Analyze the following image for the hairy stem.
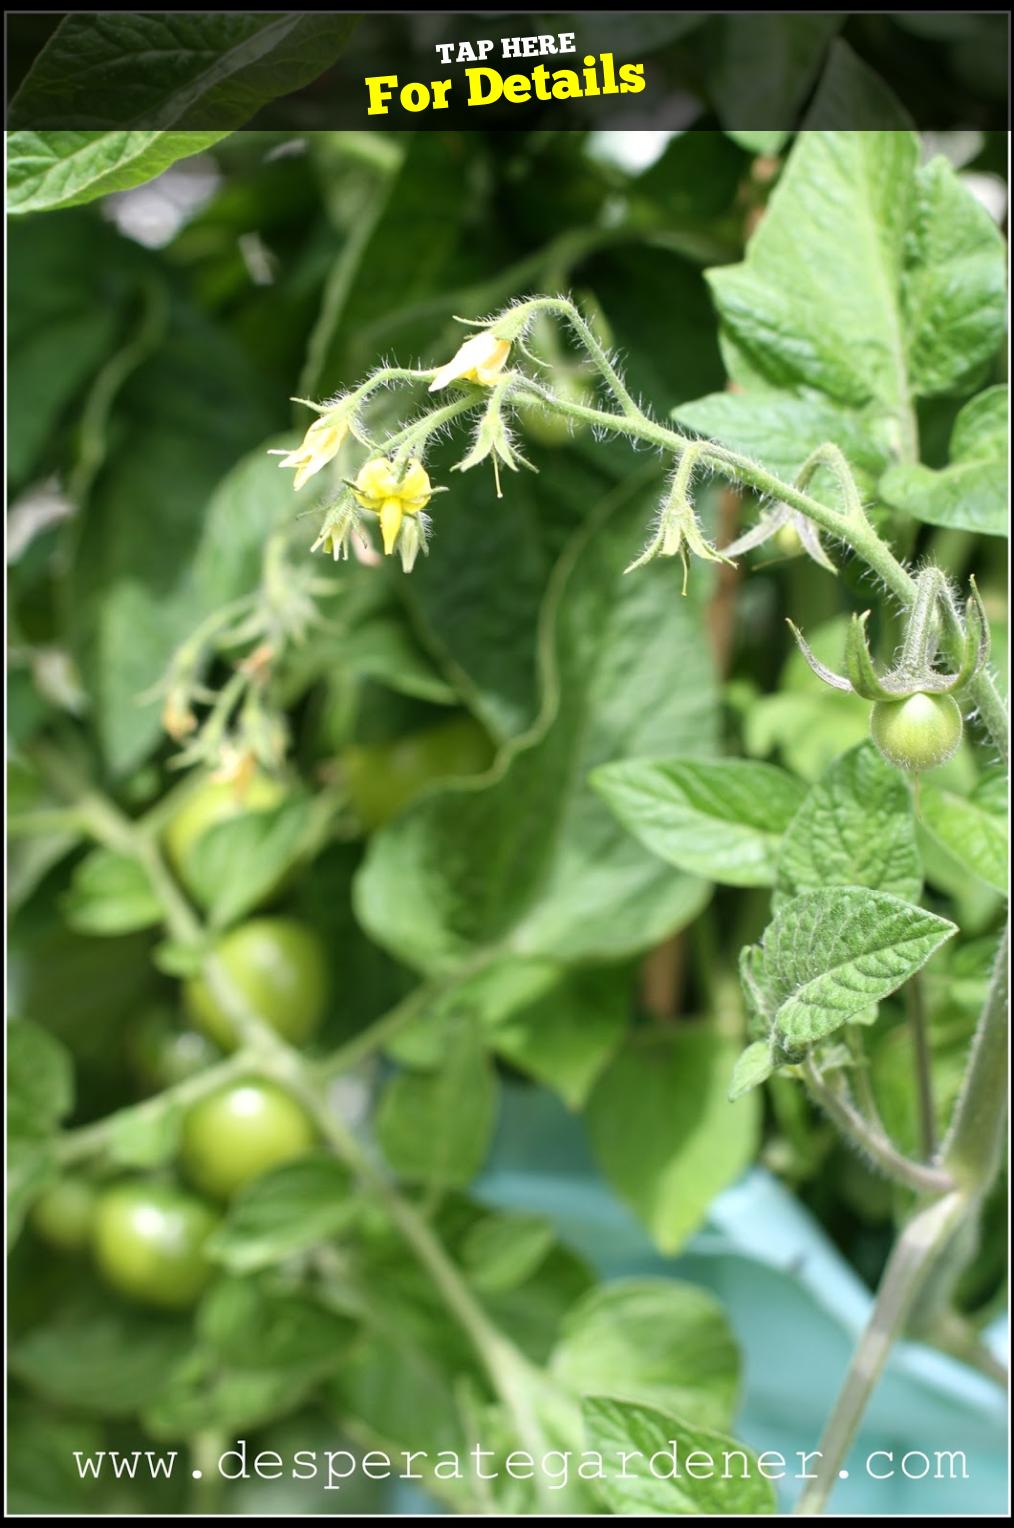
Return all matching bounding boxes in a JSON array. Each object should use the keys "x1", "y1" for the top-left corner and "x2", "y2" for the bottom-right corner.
[{"x1": 803, "y1": 1060, "x2": 952, "y2": 1195}]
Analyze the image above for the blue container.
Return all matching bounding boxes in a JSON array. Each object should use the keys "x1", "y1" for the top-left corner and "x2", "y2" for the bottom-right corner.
[{"x1": 452, "y1": 1084, "x2": 1008, "y2": 1516}]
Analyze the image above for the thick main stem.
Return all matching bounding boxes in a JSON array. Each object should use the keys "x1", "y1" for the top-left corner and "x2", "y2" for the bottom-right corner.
[
  {"x1": 795, "y1": 1190, "x2": 968, "y2": 1513},
  {"x1": 943, "y1": 924, "x2": 1009, "y2": 1188}
]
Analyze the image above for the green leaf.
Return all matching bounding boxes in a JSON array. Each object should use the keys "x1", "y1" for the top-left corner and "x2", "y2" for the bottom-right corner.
[
  {"x1": 488, "y1": 964, "x2": 632, "y2": 1109},
  {"x1": 105, "y1": 1105, "x2": 181, "y2": 1170},
  {"x1": 12, "y1": 13, "x2": 356, "y2": 129},
  {"x1": 199, "y1": 1277, "x2": 356, "y2": 1371},
  {"x1": 7, "y1": 1409, "x2": 106, "y2": 1515},
  {"x1": 461, "y1": 1213, "x2": 556, "y2": 1294},
  {"x1": 11, "y1": 1295, "x2": 189, "y2": 1416},
  {"x1": 145, "y1": 1350, "x2": 322, "y2": 1439},
  {"x1": 8, "y1": 1020, "x2": 74, "y2": 1139},
  {"x1": 674, "y1": 389, "x2": 891, "y2": 499},
  {"x1": 593, "y1": 758, "x2": 805, "y2": 887},
  {"x1": 62, "y1": 847, "x2": 162, "y2": 935},
  {"x1": 761, "y1": 888, "x2": 956, "y2": 1046},
  {"x1": 585, "y1": 1028, "x2": 759, "y2": 1253},
  {"x1": 8, "y1": 1137, "x2": 58, "y2": 1245},
  {"x1": 707, "y1": 131, "x2": 921, "y2": 408},
  {"x1": 707, "y1": 134, "x2": 1004, "y2": 411},
  {"x1": 188, "y1": 795, "x2": 313, "y2": 929},
  {"x1": 552, "y1": 1280, "x2": 740, "y2": 1430},
  {"x1": 919, "y1": 779, "x2": 1008, "y2": 893},
  {"x1": 776, "y1": 742, "x2": 922, "y2": 907},
  {"x1": 724, "y1": 130, "x2": 789, "y2": 157},
  {"x1": 376, "y1": 1026, "x2": 498, "y2": 1188},
  {"x1": 803, "y1": 39, "x2": 916, "y2": 131},
  {"x1": 7, "y1": 213, "x2": 136, "y2": 492},
  {"x1": 903, "y1": 157, "x2": 1008, "y2": 396},
  {"x1": 206, "y1": 1154, "x2": 358, "y2": 1273},
  {"x1": 7, "y1": 131, "x2": 229, "y2": 216},
  {"x1": 387, "y1": 959, "x2": 631, "y2": 1109},
  {"x1": 880, "y1": 386, "x2": 1009, "y2": 536},
  {"x1": 728, "y1": 1040, "x2": 774, "y2": 1100},
  {"x1": 355, "y1": 490, "x2": 717, "y2": 973},
  {"x1": 581, "y1": 1396, "x2": 777, "y2": 1515},
  {"x1": 708, "y1": 15, "x2": 842, "y2": 137},
  {"x1": 69, "y1": 315, "x2": 276, "y2": 774}
]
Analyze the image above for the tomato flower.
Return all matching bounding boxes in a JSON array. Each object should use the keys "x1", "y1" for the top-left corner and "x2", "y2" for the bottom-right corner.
[
  {"x1": 428, "y1": 331, "x2": 511, "y2": 392},
  {"x1": 353, "y1": 457, "x2": 433, "y2": 558},
  {"x1": 271, "y1": 413, "x2": 348, "y2": 490}
]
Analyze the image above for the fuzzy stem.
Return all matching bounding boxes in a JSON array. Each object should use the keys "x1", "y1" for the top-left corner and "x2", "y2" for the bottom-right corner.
[{"x1": 803, "y1": 1060, "x2": 953, "y2": 1195}]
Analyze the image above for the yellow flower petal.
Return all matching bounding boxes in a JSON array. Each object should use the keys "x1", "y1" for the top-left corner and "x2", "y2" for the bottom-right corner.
[
  {"x1": 379, "y1": 498, "x2": 403, "y2": 555},
  {"x1": 279, "y1": 414, "x2": 347, "y2": 490},
  {"x1": 429, "y1": 332, "x2": 510, "y2": 392}
]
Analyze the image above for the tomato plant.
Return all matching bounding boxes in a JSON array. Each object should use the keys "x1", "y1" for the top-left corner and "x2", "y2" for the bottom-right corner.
[{"x1": 6, "y1": 16, "x2": 1008, "y2": 1519}]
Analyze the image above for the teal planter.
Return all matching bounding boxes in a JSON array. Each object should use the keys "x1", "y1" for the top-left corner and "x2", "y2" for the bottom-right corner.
[{"x1": 464, "y1": 1085, "x2": 1007, "y2": 1516}]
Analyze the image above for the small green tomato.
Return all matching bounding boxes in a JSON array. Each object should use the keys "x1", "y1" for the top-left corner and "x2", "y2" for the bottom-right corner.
[
  {"x1": 341, "y1": 715, "x2": 493, "y2": 830},
  {"x1": 774, "y1": 521, "x2": 803, "y2": 558},
  {"x1": 163, "y1": 771, "x2": 286, "y2": 901},
  {"x1": 183, "y1": 917, "x2": 328, "y2": 1052},
  {"x1": 179, "y1": 1080, "x2": 317, "y2": 1201},
  {"x1": 91, "y1": 1182, "x2": 218, "y2": 1310},
  {"x1": 30, "y1": 1176, "x2": 97, "y2": 1254},
  {"x1": 870, "y1": 692, "x2": 963, "y2": 772}
]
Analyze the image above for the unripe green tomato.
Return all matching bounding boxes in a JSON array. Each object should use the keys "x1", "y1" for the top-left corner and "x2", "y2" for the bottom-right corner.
[
  {"x1": 342, "y1": 715, "x2": 493, "y2": 831},
  {"x1": 870, "y1": 692, "x2": 962, "y2": 772},
  {"x1": 183, "y1": 918, "x2": 328, "y2": 1052},
  {"x1": 129, "y1": 1007, "x2": 220, "y2": 1092},
  {"x1": 179, "y1": 1080, "x2": 317, "y2": 1201},
  {"x1": 774, "y1": 521, "x2": 803, "y2": 558},
  {"x1": 163, "y1": 771, "x2": 286, "y2": 900},
  {"x1": 30, "y1": 1176, "x2": 97, "y2": 1254},
  {"x1": 519, "y1": 372, "x2": 594, "y2": 448},
  {"x1": 91, "y1": 1182, "x2": 218, "y2": 1310}
]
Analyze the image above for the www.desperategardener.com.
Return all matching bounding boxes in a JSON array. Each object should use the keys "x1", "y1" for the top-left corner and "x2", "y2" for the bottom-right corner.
[{"x1": 72, "y1": 1440, "x2": 971, "y2": 1492}]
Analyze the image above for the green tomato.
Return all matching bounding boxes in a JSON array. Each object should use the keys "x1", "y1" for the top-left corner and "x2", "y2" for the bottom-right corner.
[
  {"x1": 774, "y1": 521, "x2": 804, "y2": 558},
  {"x1": 129, "y1": 1007, "x2": 220, "y2": 1091},
  {"x1": 184, "y1": 918, "x2": 328, "y2": 1052},
  {"x1": 179, "y1": 1080, "x2": 317, "y2": 1200},
  {"x1": 30, "y1": 1176, "x2": 97, "y2": 1254},
  {"x1": 342, "y1": 715, "x2": 493, "y2": 830},
  {"x1": 163, "y1": 770, "x2": 286, "y2": 900},
  {"x1": 91, "y1": 1182, "x2": 218, "y2": 1310},
  {"x1": 518, "y1": 371, "x2": 594, "y2": 448},
  {"x1": 870, "y1": 692, "x2": 963, "y2": 772}
]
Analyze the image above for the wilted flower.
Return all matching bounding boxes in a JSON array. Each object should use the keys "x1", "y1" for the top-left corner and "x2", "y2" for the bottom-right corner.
[
  {"x1": 429, "y1": 331, "x2": 511, "y2": 392},
  {"x1": 270, "y1": 413, "x2": 348, "y2": 490},
  {"x1": 626, "y1": 451, "x2": 731, "y2": 593},
  {"x1": 162, "y1": 689, "x2": 197, "y2": 743},
  {"x1": 455, "y1": 383, "x2": 532, "y2": 496},
  {"x1": 353, "y1": 458, "x2": 433, "y2": 557},
  {"x1": 312, "y1": 494, "x2": 369, "y2": 562}
]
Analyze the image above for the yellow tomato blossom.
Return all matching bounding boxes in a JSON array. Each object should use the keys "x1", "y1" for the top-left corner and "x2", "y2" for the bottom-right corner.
[
  {"x1": 353, "y1": 458, "x2": 432, "y2": 556},
  {"x1": 429, "y1": 331, "x2": 510, "y2": 392},
  {"x1": 272, "y1": 413, "x2": 348, "y2": 490}
]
